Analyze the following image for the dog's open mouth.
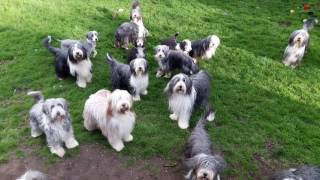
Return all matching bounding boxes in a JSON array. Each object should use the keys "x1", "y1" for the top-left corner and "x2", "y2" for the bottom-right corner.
[
  {"x1": 55, "y1": 115, "x2": 65, "y2": 121},
  {"x1": 120, "y1": 106, "x2": 129, "y2": 114}
]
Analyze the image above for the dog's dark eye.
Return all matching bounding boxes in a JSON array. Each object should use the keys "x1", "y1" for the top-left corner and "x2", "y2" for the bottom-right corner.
[
  {"x1": 182, "y1": 78, "x2": 186, "y2": 82},
  {"x1": 57, "y1": 103, "x2": 63, "y2": 107},
  {"x1": 51, "y1": 105, "x2": 54, "y2": 109}
]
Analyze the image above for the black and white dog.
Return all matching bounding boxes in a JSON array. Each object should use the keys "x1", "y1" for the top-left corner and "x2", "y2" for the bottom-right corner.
[
  {"x1": 106, "y1": 53, "x2": 149, "y2": 101},
  {"x1": 154, "y1": 45, "x2": 198, "y2": 78},
  {"x1": 189, "y1": 35, "x2": 220, "y2": 63},
  {"x1": 270, "y1": 166, "x2": 320, "y2": 180},
  {"x1": 58, "y1": 31, "x2": 99, "y2": 58},
  {"x1": 283, "y1": 18, "x2": 318, "y2": 68},
  {"x1": 160, "y1": 32, "x2": 192, "y2": 54},
  {"x1": 164, "y1": 71, "x2": 212, "y2": 129},
  {"x1": 115, "y1": 22, "x2": 144, "y2": 49},
  {"x1": 184, "y1": 109, "x2": 226, "y2": 180},
  {"x1": 127, "y1": 46, "x2": 145, "y2": 63},
  {"x1": 43, "y1": 36, "x2": 92, "y2": 88},
  {"x1": 28, "y1": 91, "x2": 79, "y2": 158}
]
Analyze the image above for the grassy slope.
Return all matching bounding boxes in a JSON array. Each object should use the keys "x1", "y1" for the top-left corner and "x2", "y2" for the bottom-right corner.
[{"x1": 0, "y1": 0, "x2": 320, "y2": 179}]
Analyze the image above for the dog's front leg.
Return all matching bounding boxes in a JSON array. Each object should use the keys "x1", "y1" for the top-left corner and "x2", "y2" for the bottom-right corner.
[
  {"x1": 65, "y1": 135, "x2": 79, "y2": 149},
  {"x1": 133, "y1": 93, "x2": 141, "y2": 101},
  {"x1": 46, "y1": 135, "x2": 65, "y2": 157},
  {"x1": 177, "y1": 112, "x2": 191, "y2": 129},
  {"x1": 123, "y1": 134, "x2": 133, "y2": 142},
  {"x1": 76, "y1": 75, "x2": 87, "y2": 88},
  {"x1": 92, "y1": 49, "x2": 97, "y2": 58},
  {"x1": 106, "y1": 132, "x2": 124, "y2": 152}
]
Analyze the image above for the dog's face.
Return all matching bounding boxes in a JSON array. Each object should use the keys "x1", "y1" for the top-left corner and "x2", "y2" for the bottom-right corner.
[
  {"x1": 110, "y1": 90, "x2": 133, "y2": 115},
  {"x1": 195, "y1": 168, "x2": 215, "y2": 180},
  {"x1": 42, "y1": 98, "x2": 68, "y2": 122},
  {"x1": 154, "y1": 45, "x2": 169, "y2": 61},
  {"x1": 68, "y1": 43, "x2": 87, "y2": 62},
  {"x1": 136, "y1": 37, "x2": 144, "y2": 47},
  {"x1": 165, "y1": 73, "x2": 192, "y2": 95},
  {"x1": 293, "y1": 34, "x2": 305, "y2": 48},
  {"x1": 131, "y1": 9, "x2": 142, "y2": 23},
  {"x1": 130, "y1": 58, "x2": 148, "y2": 76},
  {"x1": 209, "y1": 35, "x2": 220, "y2": 49},
  {"x1": 179, "y1": 39, "x2": 192, "y2": 53},
  {"x1": 87, "y1": 31, "x2": 98, "y2": 42}
]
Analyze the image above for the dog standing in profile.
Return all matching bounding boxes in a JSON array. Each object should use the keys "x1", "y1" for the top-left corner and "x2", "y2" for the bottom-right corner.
[
  {"x1": 270, "y1": 166, "x2": 320, "y2": 180},
  {"x1": 83, "y1": 89, "x2": 135, "y2": 152},
  {"x1": 58, "y1": 31, "x2": 99, "y2": 58},
  {"x1": 28, "y1": 91, "x2": 79, "y2": 157},
  {"x1": 106, "y1": 53, "x2": 149, "y2": 101},
  {"x1": 283, "y1": 18, "x2": 318, "y2": 68},
  {"x1": 189, "y1": 35, "x2": 220, "y2": 64},
  {"x1": 164, "y1": 71, "x2": 211, "y2": 129},
  {"x1": 184, "y1": 109, "x2": 226, "y2": 180},
  {"x1": 154, "y1": 45, "x2": 198, "y2": 78},
  {"x1": 43, "y1": 36, "x2": 92, "y2": 88}
]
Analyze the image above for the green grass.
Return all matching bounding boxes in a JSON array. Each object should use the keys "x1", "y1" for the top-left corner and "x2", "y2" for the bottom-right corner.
[{"x1": 1, "y1": 0, "x2": 320, "y2": 179}]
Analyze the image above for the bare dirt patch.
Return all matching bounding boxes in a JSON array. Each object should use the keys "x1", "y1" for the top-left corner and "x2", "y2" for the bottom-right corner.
[{"x1": 0, "y1": 144, "x2": 183, "y2": 180}]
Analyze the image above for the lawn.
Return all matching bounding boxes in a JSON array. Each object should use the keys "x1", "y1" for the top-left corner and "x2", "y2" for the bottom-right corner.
[{"x1": 0, "y1": 0, "x2": 320, "y2": 179}]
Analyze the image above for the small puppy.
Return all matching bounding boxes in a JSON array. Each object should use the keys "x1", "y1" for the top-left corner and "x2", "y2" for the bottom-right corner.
[
  {"x1": 59, "y1": 31, "x2": 99, "y2": 58},
  {"x1": 160, "y1": 32, "x2": 180, "y2": 50},
  {"x1": 127, "y1": 46, "x2": 145, "y2": 63},
  {"x1": 189, "y1": 35, "x2": 220, "y2": 63},
  {"x1": 184, "y1": 109, "x2": 226, "y2": 180},
  {"x1": 83, "y1": 89, "x2": 135, "y2": 152},
  {"x1": 154, "y1": 45, "x2": 198, "y2": 78},
  {"x1": 270, "y1": 166, "x2": 320, "y2": 180},
  {"x1": 43, "y1": 36, "x2": 92, "y2": 88},
  {"x1": 106, "y1": 53, "x2": 149, "y2": 101},
  {"x1": 17, "y1": 170, "x2": 47, "y2": 180},
  {"x1": 164, "y1": 71, "x2": 211, "y2": 129},
  {"x1": 283, "y1": 18, "x2": 318, "y2": 68},
  {"x1": 28, "y1": 91, "x2": 79, "y2": 158},
  {"x1": 115, "y1": 22, "x2": 144, "y2": 49}
]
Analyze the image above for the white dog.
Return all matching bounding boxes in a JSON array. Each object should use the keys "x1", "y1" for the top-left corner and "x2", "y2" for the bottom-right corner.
[{"x1": 83, "y1": 89, "x2": 136, "y2": 152}]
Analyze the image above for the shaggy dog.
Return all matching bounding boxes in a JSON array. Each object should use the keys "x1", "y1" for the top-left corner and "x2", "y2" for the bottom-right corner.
[
  {"x1": 28, "y1": 91, "x2": 79, "y2": 157},
  {"x1": 270, "y1": 166, "x2": 320, "y2": 180},
  {"x1": 106, "y1": 53, "x2": 149, "y2": 101},
  {"x1": 176, "y1": 39, "x2": 193, "y2": 55},
  {"x1": 160, "y1": 32, "x2": 192, "y2": 54},
  {"x1": 189, "y1": 35, "x2": 220, "y2": 63},
  {"x1": 283, "y1": 18, "x2": 318, "y2": 68},
  {"x1": 17, "y1": 170, "x2": 47, "y2": 180},
  {"x1": 59, "y1": 31, "x2": 99, "y2": 58},
  {"x1": 83, "y1": 89, "x2": 135, "y2": 152},
  {"x1": 154, "y1": 45, "x2": 198, "y2": 78},
  {"x1": 164, "y1": 71, "x2": 211, "y2": 129},
  {"x1": 184, "y1": 109, "x2": 226, "y2": 180},
  {"x1": 130, "y1": 0, "x2": 142, "y2": 23},
  {"x1": 127, "y1": 46, "x2": 145, "y2": 63},
  {"x1": 43, "y1": 36, "x2": 92, "y2": 88},
  {"x1": 115, "y1": 22, "x2": 144, "y2": 49}
]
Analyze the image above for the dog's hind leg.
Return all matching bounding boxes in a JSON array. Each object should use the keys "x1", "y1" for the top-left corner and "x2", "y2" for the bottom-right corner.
[{"x1": 30, "y1": 118, "x2": 43, "y2": 138}]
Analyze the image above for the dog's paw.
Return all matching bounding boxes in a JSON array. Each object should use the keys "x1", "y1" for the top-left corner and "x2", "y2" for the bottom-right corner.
[
  {"x1": 156, "y1": 70, "x2": 164, "y2": 78},
  {"x1": 142, "y1": 90, "x2": 148, "y2": 95},
  {"x1": 65, "y1": 138, "x2": 79, "y2": 149},
  {"x1": 169, "y1": 114, "x2": 178, "y2": 121},
  {"x1": 124, "y1": 134, "x2": 133, "y2": 142},
  {"x1": 178, "y1": 120, "x2": 189, "y2": 129},
  {"x1": 112, "y1": 142, "x2": 125, "y2": 152},
  {"x1": 76, "y1": 81, "x2": 87, "y2": 88},
  {"x1": 133, "y1": 95, "x2": 141, "y2": 101},
  {"x1": 31, "y1": 130, "x2": 43, "y2": 138},
  {"x1": 50, "y1": 147, "x2": 65, "y2": 158}
]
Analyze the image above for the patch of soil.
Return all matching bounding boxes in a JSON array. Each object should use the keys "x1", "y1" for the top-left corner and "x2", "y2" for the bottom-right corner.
[{"x1": 0, "y1": 144, "x2": 183, "y2": 180}]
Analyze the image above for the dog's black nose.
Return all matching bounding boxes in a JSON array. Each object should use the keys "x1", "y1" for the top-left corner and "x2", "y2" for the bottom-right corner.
[
  {"x1": 76, "y1": 52, "x2": 80, "y2": 55},
  {"x1": 57, "y1": 112, "x2": 61, "y2": 116},
  {"x1": 178, "y1": 85, "x2": 182, "y2": 89},
  {"x1": 138, "y1": 67, "x2": 142, "y2": 71},
  {"x1": 203, "y1": 173, "x2": 207, "y2": 177}
]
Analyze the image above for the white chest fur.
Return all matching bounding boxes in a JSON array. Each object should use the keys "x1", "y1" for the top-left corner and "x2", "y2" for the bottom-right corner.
[
  {"x1": 109, "y1": 113, "x2": 135, "y2": 138},
  {"x1": 130, "y1": 74, "x2": 149, "y2": 94},
  {"x1": 68, "y1": 58, "x2": 92, "y2": 77},
  {"x1": 169, "y1": 87, "x2": 196, "y2": 116},
  {"x1": 285, "y1": 45, "x2": 305, "y2": 63}
]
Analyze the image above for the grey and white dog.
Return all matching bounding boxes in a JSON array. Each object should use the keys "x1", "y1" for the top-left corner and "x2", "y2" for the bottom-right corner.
[
  {"x1": 127, "y1": 46, "x2": 145, "y2": 63},
  {"x1": 106, "y1": 53, "x2": 149, "y2": 101},
  {"x1": 115, "y1": 22, "x2": 144, "y2": 49},
  {"x1": 28, "y1": 91, "x2": 79, "y2": 157},
  {"x1": 270, "y1": 166, "x2": 320, "y2": 180},
  {"x1": 189, "y1": 35, "x2": 220, "y2": 64},
  {"x1": 184, "y1": 109, "x2": 226, "y2": 180},
  {"x1": 130, "y1": 0, "x2": 141, "y2": 23},
  {"x1": 154, "y1": 45, "x2": 198, "y2": 78},
  {"x1": 58, "y1": 31, "x2": 98, "y2": 58},
  {"x1": 164, "y1": 71, "x2": 212, "y2": 129},
  {"x1": 17, "y1": 170, "x2": 47, "y2": 180},
  {"x1": 283, "y1": 18, "x2": 318, "y2": 68}
]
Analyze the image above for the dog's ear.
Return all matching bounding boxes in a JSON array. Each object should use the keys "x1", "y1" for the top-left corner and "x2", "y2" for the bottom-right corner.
[
  {"x1": 184, "y1": 75, "x2": 192, "y2": 95},
  {"x1": 129, "y1": 60, "x2": 136, "y2": 74},
  {"x1": 81, "y1": 45, "x2": 88, "y2": 59},
  {"x1": 68, "y1": 47, "x2": 76, "y2": 62},
  {"x1": 106, "y1": 100, "x2": 113, "y2": 118},
  {"x1": 213, "y1": 155, "x2": 227, "y2": 173},
  {"x1": 42, "y1": 102, "x2": 50, "y2": 116},
  {"x1": 57, "y1": 98, "x2": 69, "y2": 111}
]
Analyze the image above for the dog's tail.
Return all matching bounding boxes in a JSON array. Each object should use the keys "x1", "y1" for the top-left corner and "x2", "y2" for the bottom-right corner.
[
  {"x1": 27, "y1": 91, "x2": 44, "y2": 103},
  {"x1": 195, "y1": 107, "x2": 215, "y2": 129},
  {"x1": 132, "y1": 0, "x2": 140, "y2": 9},
  {"x1": 17, "y1": 170, "x2": 47, "y2": 180},
  {"x1": 43, "y1": 36, "x2": 60, "y2": 55},
  {"x1": 106, "y1": 53, "x2": 118, "y2": 68},
  {"x1": 50, "y1": 35, "x2": 62, "y2": 42},
  {"x1": 303, "y1": 18, "x2": 318, "y2": 31}
]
